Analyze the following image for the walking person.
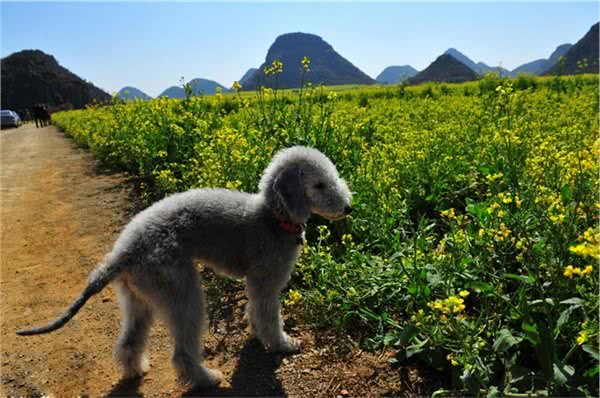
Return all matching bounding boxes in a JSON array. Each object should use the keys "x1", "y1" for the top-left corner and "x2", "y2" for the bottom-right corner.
[{"x1": 30, "y1": 105, "x2": 42, "y2": 128}]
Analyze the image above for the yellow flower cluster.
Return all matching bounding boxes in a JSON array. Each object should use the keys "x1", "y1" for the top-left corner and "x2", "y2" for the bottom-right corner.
[
  {"x1": 570, "y1": 227, "x2": 600, "y2": 260},
  {"x1": 264, "y1": 60, "x2": 283, "y2": 75},
  {"x1": 576, "y1": 330, "x2": 588, "y2": 345},
  {"x1": 428, "y1": 293, "x2": 468, "y2": 315},
  {"x1": 446, "y1": 353, "x2": 459, "y2": 366},
  {"x1": 440, "y1": 208, "x2": 456, "y2": 219},
  {"x1": 284, "y1": 289, "x2": 303, "y2": 306},
  {"x1": 563, "y1": 264, "x2": 593, "y2": 278},
  {"x1": 341, "y1": 233, "x2": 354, "y2": 246},
  {"x1": 301, "y1": 56, "x2": 311, "y2": 71}
]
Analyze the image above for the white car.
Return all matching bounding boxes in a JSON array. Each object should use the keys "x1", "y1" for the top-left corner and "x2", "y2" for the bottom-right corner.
[{"x1": 0, "y1": 110, "x2": 22, "y2": 128}]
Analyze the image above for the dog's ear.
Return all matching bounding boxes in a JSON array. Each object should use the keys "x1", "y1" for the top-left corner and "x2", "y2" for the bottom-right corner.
[{"x1": 273, "y1": 165, "x2": 310, "y2": 222}]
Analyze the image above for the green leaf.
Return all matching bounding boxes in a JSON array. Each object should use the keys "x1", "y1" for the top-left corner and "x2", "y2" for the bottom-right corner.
[
  {"x1": 465, "y1": 281, "x2": 493, "y2": 293},
  {"x1": 532, "y1": 240, "x2": 546, "y2": 253},
  {"x1": 383, "y1": 333, "x2": 396, "y2": 346},
  {"x1": 522, "y1": 322, "x2": 540, "y2": 345},
  {"x1": 422, "y1": 285, "x2": 431, "y2": 298},
  {"x1": 584, "y1": 365, "x2": 599, "y2": 378},
  {"x1": 553, "y1": 362, "x2": 574, "y2": 385},
  {"x1": 493, "y1": 329, "x2": 523, "y2": 352},
  {"x1": 555, "y1": 306, "x2": 577, "y2": 334},
  {"x1": 560, "y1": 185, "x2": 572, "y2": 203},
  {"x1": 405, "y1": 338, "x2": 428, "y2": 359},
  {"x1": 559, "y1": 297, "x2": 584, "y2": 306},
  {"x1": 485, "y1": 386, "x2": 501, "y2": 398},
  {"x1": 582, "y1": 344, "x2": 600, "y2": 361},
  {"x1": 407, "y1": 281, "x2": 418, "y2": 295},
  {"x1": 396, "y1": 324, "x2": 419, "y2": 346},
  {"x1": 528, "y1": 298, "x2": 555, "y2": 312},
  {"x1": 460, "y1": 257, "x2": 474, "y2": 267},
  {"x1": 504, "y1": 273, "x2": 533, "y2": 284}
]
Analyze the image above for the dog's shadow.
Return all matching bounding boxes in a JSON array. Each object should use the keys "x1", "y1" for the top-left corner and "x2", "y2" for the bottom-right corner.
[
  {"x1": 183, "y1": 338, "x2": 287, "y2": 397},
  {"x1": 104, "y1": 375, "x2": 144, "y2": 397}
]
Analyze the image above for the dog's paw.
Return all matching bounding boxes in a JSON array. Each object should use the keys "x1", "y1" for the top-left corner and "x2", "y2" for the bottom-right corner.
[
  {"x1": 194, "y1": 367, "x2": 223, "y2": 388},
  {"x1": 270, "y1": 334, "x2": 302, "y2": 354}
]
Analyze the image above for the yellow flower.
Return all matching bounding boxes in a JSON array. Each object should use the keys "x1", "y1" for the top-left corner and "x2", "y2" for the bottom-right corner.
[
  {"x1": 576, "y1": 330, "x2": 588, "y2": 345},
  {"x1": 341, "y1": 234, "x2": 354, "y2": 246},
  {"x1": 516, "y1": 240, "x2": 524, "y2": 249},
  {"x1": 570, "y1": 243, "x2": 597, "y2": 259},
  {"x1": 459, "y1": 290, "x2": 470, "y2": 298},
  {"x1": 497, "y1": 210, "x2": 505, "y2": 218},
  {"x1": 581, "y1": 265, "x2": 593, "y2": 275},
  {"x1": 487, "y1": 202, "x2": 501, "y2": 214},
  {"x1": 515, "y1": 197, "x2": 523, "y2": 208},
  {"x1": 486, "y1": 172, "x2": 503, "y2": 182},
  {"x1": 284, "y1": 289, "x2": 303, "y2": 306},
  {"x1": 301, "y1": 56, "x2": 311, "y2": 71},
  {"x1": 563, "y1": 265, "x2": 575, "y2": 278},
  {"x1": 440, "y1": 208, "x2": 456, "y2": 219},
  {"x1": 446, "y1": 353, "x2": 459, "y2": 366},
  {"x1": 232, "y1": 81, "x2": 242, "y2": 91}
]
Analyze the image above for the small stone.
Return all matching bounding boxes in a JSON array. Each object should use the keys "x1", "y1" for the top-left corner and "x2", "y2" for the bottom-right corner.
[
  {"x1": 341, "y1": 389, "x2": 349, "y2": 396},
  {"x1": 356, "y1": 367, "x2": 374, "y2": 378}
]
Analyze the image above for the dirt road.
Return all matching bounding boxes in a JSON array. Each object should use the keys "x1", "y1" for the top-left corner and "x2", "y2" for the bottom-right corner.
[{"x1": 1, "y1": 124, "x2": 427, "y2": 397}]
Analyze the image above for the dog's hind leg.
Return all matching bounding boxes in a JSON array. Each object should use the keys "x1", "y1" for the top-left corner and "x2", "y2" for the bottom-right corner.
[
  {"x1": 245, "y1": 275, "x2": 300, "y2": 353},
  {"x1": 149, "y1": 261, "x2": 222, "y2": 388},
  {"x1": 113, "y1": 279, "x2": 154, "y2": 379}
]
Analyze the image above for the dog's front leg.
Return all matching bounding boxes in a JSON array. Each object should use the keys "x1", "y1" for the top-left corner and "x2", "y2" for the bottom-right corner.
[{"x1": 245, "y1": 275, "x2": 300, "y2": 353}]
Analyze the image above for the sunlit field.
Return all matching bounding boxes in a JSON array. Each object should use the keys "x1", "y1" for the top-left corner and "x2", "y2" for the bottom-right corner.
[{"x1": 53, "y1": 69, "x2": 599, "y2": 396}]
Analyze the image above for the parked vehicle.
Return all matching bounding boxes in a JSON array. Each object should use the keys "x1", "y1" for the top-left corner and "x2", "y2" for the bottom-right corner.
[{"x1": 0, "y1": 110, "x2": 22, "y2": 128}]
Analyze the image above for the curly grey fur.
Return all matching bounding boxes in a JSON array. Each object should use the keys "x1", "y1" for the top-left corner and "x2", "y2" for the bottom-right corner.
[{"x1": 16, "y1": 146, "x2": 352, "y2": 388}]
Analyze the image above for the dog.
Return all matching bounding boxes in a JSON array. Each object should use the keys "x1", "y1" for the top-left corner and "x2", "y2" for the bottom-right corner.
[{"x1": 17, "y1": 145, "x2": 353, "y2": 387}]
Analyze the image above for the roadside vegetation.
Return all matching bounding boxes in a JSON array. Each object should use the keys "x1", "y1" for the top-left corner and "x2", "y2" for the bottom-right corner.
[{"x1": 52, "y1": 63, "x2": 599, "y2": 397}]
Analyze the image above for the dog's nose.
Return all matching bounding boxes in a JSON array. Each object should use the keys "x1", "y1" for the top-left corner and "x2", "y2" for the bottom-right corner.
[{"x1": 344, "y1": 205, "x2": 353, "y2": 215}]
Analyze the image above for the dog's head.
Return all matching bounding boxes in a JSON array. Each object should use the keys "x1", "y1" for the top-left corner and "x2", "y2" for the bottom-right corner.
[{"x1": 260, "y1": 146, "x2": 352, "y2": 223}]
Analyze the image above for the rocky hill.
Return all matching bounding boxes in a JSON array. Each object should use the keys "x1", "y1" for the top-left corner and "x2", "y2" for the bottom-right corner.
[
  {"x1": 243, "y1": 32, "x2": 375, "y2": 90},
  {"x1": 116, "y1": 86, "x2": 152, "y2": 100},
  {"x1": 188, "y1": 78, "x2": 228, "y2": 95},
  {"x1": 444, "y1": 48, "x2": 511, "y2": 77},
  {"x1": 408, "y1": 54, "x2": 478, "y2": 85},
  {"x1": 544, "y1": 22, "x2": 599, "y2": 75},
  {"x1": 376, "y1": 65, "x2": 418, "y2": 84},
  {"x1": 238, "y1": 68, "x2": 258, "y2": 86},
  {"x1": 1, "y1": 49, "x2": 111, "y2": 112},
  {"x1": 159, "y1": 86, "x2": 185, "y2": 98},
  {"x1": 159, "y1": 78, "x2": 228, "y2": 98},
  {"x1": 512, "y1": 44, "x2": 572, "y2": 75}
]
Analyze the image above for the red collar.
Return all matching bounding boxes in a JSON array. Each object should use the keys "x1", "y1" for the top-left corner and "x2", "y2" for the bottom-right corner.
[{"x1": 277, "y1": 220, "x2": 305, "y2": 234}]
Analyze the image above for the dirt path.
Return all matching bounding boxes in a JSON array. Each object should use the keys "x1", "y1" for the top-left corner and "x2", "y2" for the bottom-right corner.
[{"x1": 1, "y1": 124, "x2": 428, "y2": 397}]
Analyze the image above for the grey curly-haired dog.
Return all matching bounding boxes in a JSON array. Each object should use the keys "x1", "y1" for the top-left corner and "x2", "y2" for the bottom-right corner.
[{"x1": 17, "y1": 146, "x2": 352, "y2": 388}]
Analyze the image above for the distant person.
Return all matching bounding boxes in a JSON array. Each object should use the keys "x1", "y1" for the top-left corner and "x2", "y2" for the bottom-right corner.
[
  {"x1": 31, "y1": 105, "x2": 42, "y2": 128},
  {"x1": 42, "y1": 105, "x2": 51, "y2": 126}
]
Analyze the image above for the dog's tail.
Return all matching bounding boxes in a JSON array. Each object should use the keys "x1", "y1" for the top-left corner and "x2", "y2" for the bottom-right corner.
[{"x1": 16, "y1": 260, "x2": 123, "y2": 336}]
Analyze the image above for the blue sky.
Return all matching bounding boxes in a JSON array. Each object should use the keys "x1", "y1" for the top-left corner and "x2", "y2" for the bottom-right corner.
[{"x1": 2, "y1": 2, "x2": 598, "y2": 97}]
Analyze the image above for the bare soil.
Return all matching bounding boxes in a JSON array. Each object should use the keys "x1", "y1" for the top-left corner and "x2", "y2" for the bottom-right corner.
[{"x1": 1, "y1": 124, "x2": 432, "y2": 397}]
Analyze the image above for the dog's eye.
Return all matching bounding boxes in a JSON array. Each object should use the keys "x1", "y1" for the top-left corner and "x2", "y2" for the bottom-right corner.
[{"x1": 314, "y1": 182, "x2": 325, "y2": 190}]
